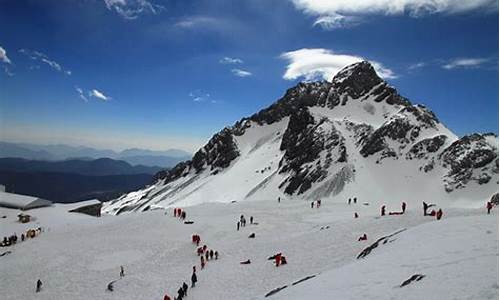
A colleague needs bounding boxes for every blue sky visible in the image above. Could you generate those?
[0,0,498,152]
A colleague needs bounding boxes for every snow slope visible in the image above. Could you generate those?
[1,197,497,299]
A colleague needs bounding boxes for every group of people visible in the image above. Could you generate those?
[1,227,42,247]
[237,214,253,230]
[310,199,322,209]
[380,202,407,216]
[173,208,187,220]
[348,197,358,205]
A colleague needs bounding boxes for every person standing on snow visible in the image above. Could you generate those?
[487,201,493,214]
[250,216,254,224]
[177,286,184,300]
[209,249,214,260]
[191,271,197,288]
[237,221,240,231]
[311,202,314,209]
[215,251,219,260]
[275,253,282,267]
[201,256,205,269]
[354,212,359,218]
[402,202,407,214]
[120,266,125,278]
[182,282,188,296]
[348,198,351,205]
[381,205,386,216]
[423,201,428,216]
[436,209,443,220]
[36,279,43,293]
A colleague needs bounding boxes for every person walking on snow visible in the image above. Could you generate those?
[311,202,314,209]
[354,212,359,218]
[487,201,493,214]
[402,202,407,214]
[353,197,357,204]
[182,282,188,296]
[209,249,214,260]
[348,198,351,205]
[205,251,209,261]
[120,266,125,278]
[250,216,253,224]
[36,279,43,293]
[201,256,205,269]
[436,209,443,220]
[215,251,219,260]
[237,221,240,231]
[177,287,184,300]
[191,271,197,288]
[381,205,386,216]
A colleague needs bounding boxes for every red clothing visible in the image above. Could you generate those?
[275,253,282,267]
[164,295,171,300]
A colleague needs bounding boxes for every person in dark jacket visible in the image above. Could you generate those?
[177,287,184,300]
[36,279,43,293]
[381,205,386,216]
[436,209,443,220]
[182,282,188,296]
[237,221,240,231]
[215,251,219,260]
[487,201,493,214]
[191,272,197,288]
[250,216,254,224]
[402,202,407,214]
[209,249,214,259]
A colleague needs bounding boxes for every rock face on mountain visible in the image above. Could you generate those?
[103,61,498,215]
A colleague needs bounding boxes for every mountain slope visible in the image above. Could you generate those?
[103,61,498,215]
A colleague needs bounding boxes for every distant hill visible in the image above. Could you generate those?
[0,170,152,203]
[0,157,162,176]
[0,142,191,167]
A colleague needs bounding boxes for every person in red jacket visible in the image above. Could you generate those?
[381,205,386,216]
[275,253,282,267]
[402,202,406,213]
[487,201,493,214]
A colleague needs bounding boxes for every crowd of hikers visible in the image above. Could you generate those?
[173,208,187,220]
[1,227,43,247]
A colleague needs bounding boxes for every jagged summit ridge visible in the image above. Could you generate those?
[103,62,498,215]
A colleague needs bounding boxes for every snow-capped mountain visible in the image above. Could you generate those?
[103,61,498,214]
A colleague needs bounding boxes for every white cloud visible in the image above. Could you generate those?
[408,62,427,70]
[280,48,396,81]
[104,0,164,20]
[442,58,489,69]
[231,68,253,77]
[291,0,497,28]
[3,66,13,77]
[219,57,244,64]
[89,89,112,101]
[312,14,360,29]
[189,90,216,103]
[19,48,71,75]
[75,86,89,102]
[0,46,12,64]
[174,16,221,29]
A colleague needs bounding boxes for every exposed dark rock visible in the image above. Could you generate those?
[407,135,447,160]
[440,134,498,192]
[357,229,406,259]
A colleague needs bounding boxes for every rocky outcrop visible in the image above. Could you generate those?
[440,134,498,192]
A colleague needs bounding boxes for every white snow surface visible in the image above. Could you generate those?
[1,199,498,299]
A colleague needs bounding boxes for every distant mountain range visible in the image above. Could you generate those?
[0,142,192,167]
[0,157,163,202]
[0,157,162,176]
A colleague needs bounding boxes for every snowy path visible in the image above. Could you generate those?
[0,198,497,299]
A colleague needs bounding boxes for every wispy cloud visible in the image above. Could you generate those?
[312,14,360,30]
[103,0,164,20]
[442,57,490,69]
[75,87,88,102]
[89,89,112,101]
[0,46,12,64]
[219,57,243,64]
[408,62,427,70]
[291,0,498,29]
[188,90,216,103]
[231,68,253,77]
[280,48,396,81]
[3,65,13,77]
[174,16,221,29]
[19,48,71,75]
